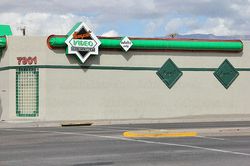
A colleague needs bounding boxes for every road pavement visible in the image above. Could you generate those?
[1,122,250,166]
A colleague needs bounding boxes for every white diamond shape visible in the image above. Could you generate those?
[65,22,101,63]
[120,36,133,52]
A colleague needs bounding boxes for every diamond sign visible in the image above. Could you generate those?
[214,59,239,89]
[65,22,101,63]
[157,59,183,89]
[120,36,133,52]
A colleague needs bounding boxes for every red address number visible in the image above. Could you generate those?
[17,56,37,65]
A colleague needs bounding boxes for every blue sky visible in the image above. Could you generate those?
[0,0,250,37]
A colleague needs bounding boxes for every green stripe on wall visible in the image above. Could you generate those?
[180,68,217,71]
[1,65,250,72]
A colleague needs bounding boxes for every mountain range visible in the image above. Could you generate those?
[168,34,250,40]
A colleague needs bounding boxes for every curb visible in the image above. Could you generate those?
[123,127,250,138]
[123,130,197,138]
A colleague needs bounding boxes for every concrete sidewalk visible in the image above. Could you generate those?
[0,121,62,128]
[1,114,250,129]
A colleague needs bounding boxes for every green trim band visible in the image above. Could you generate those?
[47,36,243,52]
[1,65,250,72]
[101,38,243,51]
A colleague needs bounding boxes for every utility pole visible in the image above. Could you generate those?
[168,33,178,38]
[18,26,26,36]
[20,26,26,36]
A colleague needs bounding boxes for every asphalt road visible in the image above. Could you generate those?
[1,122,250,166]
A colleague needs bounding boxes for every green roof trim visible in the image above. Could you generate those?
[0,36,7,48]
[0,36,7,57]
[0,25,12,36]
[66,22,82,36]
[47,35,243,52]
[132,40,243,51]
[48,36,66,48]
[100,38,243,51]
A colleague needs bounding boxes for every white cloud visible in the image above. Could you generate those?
[165,18,184,34]
[0,12,94,36]
[165,18,201,35]
[165,17,241,36]
[145,19,164,36]
[188,18,234,35]
[1,1,250,36]
[101,30,119,37]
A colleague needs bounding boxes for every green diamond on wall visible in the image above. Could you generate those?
[157,59,183,89]
[214,59,239,89]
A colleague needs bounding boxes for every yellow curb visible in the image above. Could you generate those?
[123,130,197,138]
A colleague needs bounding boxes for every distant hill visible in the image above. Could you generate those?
[166,34,250,40]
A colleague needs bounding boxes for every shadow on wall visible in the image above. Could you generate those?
[49,48,101,72]
[0,49,6,63]
[50,48,101,66]
[66,54,101,66]
[66,53,101,73]
[0,97,2,120]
